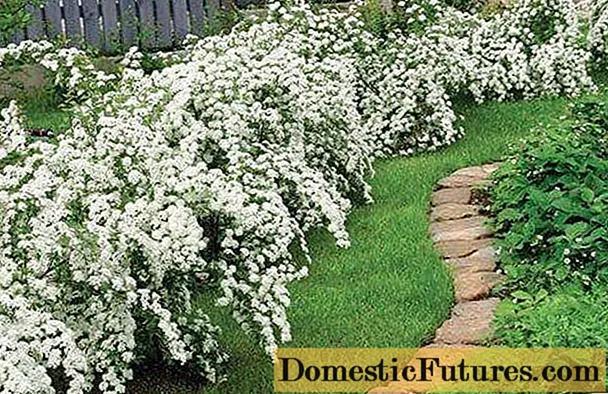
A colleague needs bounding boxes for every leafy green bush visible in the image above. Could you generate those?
[494,286,608,348]
[491,101,608,294]
[491,100,608,386]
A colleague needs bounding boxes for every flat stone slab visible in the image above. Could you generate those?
[430,216,491,243]
[423,343,480,348]
[450,166,489,178]
[482,163,501,174]
[435,238,494,259]
[434,298,500,345]
[431,188,471,206]
[447,246,497,273]
[455,272,505,302]
[437,174,490,189]
[430,203,479,222]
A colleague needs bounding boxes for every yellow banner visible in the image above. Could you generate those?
[274,348,606,392]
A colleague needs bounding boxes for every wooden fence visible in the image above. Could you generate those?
[6,0,235,52]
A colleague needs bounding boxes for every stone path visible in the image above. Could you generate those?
[369,164,504,394]
[427,163,503,347]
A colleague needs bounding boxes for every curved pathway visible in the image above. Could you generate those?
[426,163,504,347]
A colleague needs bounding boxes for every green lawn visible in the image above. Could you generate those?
[18,90,602,394]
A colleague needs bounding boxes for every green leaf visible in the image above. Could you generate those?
[564,222,589,240]
[495,300,517,317]
[511,290,533,301]
[551,197,573,213]
[536,289,549,300]
[555,267,568,281]
[581,187,595,203]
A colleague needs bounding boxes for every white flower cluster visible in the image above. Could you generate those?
[478,0,593,98]
[588,0,608,60]
[260,0,592,155]
[0,0,596,391]
[0,40,117,104]
[0,94,233,393]
[399,0,593,101]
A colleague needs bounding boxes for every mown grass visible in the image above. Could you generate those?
[17,88,606,394]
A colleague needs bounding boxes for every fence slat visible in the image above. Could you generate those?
[101,0,119,51]
[207,0,220,21]
[43,0,63,38]
[82,0,101,47]
[138,0,155,48]
[171,0,188,43]
[10,0,241,51]
[155,0,172,48]
[118,0,137,48]
[187,0,205,36]
[25,4,45,40]
[63,0,83,42]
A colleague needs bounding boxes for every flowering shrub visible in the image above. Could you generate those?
[0,0,598,391]
[588,0,608,61]
[0,12,375,392]
[0,40,117,104]
[451,0,592,100]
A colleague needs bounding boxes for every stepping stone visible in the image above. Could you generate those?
[429,216,491,243]
[427,164,504,353]
[423,343,480,348]
[430,203,479,222]
[431,188,471,206]
[434,238,493,258]
[451,166,488,179]
[437,174,490,189]
[454,271,505,302]
[482,163,501,174]
[447,246,497,273]
[434,298,500,345]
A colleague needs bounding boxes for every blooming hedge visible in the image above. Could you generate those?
[0,0,596,392]
[588,0,608,60]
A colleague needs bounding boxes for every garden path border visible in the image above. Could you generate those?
[368,164,505,394]
[425,163,504,347]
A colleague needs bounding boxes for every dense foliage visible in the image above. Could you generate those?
[0,0,598,392]
[491,100,608,293]
[491,100,608,361]
[588,0,608,60]
[494,286,608,348]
